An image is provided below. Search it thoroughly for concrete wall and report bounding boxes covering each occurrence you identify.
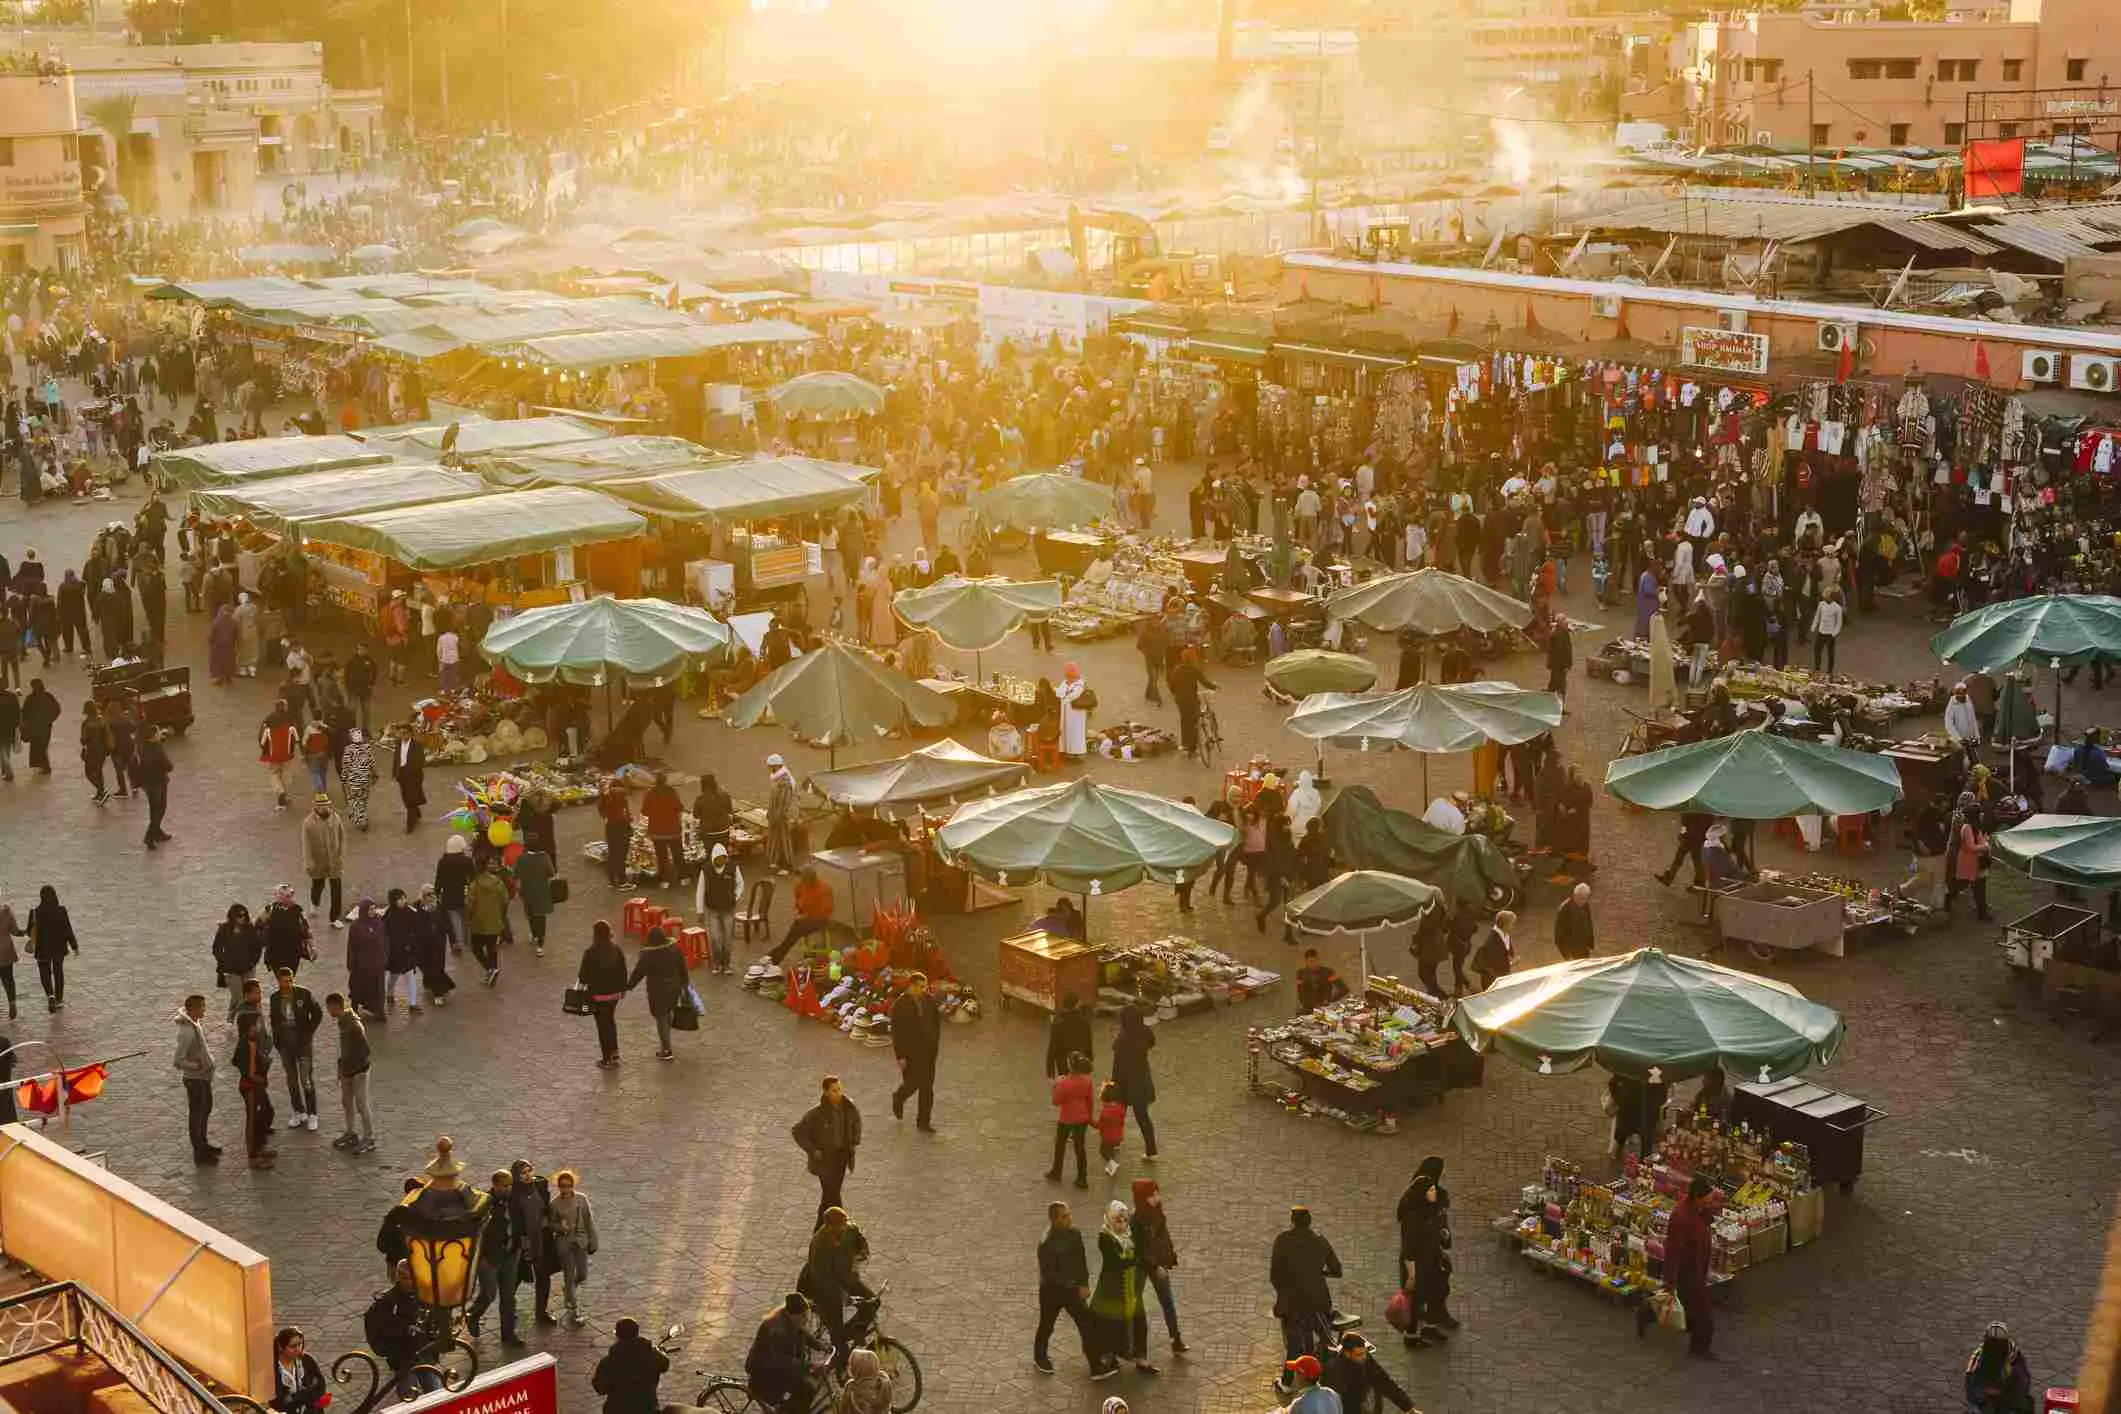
[0,73,86,270]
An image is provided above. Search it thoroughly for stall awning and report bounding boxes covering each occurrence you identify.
[155,435,395,490]
[493,319,815,371]
[1272,340,1411,371]
[1187,336,1270,365]
[383,416,606,457]
[302,486,647,571]
[599,455,871,523]
[189,463,489,535]
[371,330,469,362]
[472,435,735,489]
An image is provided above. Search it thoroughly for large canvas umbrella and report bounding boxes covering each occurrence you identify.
[807,739,1028,814]
[1264,650,1378,698]
[721,641,955,765]
[1992,814,2121,886]
[893,576,1061,675]
[480,596,732,688]
[1325,567,1530,636]
[1933,594,2121,739]
[1286,869,1444,983]
[768,370,885,421]
[1604,729,1903,819]
[1448,947,1846,1083]
[974,473,1117,533]
[1288,681,1562,798]
[935,779,1236,932]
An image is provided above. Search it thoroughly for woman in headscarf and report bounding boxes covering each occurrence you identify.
[1056,663,1090,758]
[339,728,375,831]
[1285,769,1323,838]
[861,558,897,648]
[1395,1155,1456,1348]
[233,591,261,678]
[1633,556,1661,641]
[1963,1321,2033,1414]
[1088,1200,1154,1376]
[206,601,238,685]
[1110,1003,1158,1159]
[910,545,934,588]
[833,1347,891,1414]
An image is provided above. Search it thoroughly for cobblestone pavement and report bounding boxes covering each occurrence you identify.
[2,458,2117,1414]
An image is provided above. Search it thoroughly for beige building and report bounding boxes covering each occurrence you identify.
[0,65,86,271]
[1640,0,2120,151]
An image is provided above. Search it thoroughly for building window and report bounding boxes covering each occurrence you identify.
[1999,121,2019,138]
[1812,122,1831,145]
[1760,60,1782,84]
[1848,59,1881,79]
[1945,122,1964,144]
[1890,123,1910,144]
[2002,58,2023,81]
[2068,58,2088,81]
[0,139,14,167]
[1884,58,1917,79]
[1937,59,1977,82]
[60,134,76,162]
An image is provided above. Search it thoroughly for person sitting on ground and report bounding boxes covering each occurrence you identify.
[2071,729,2116,790]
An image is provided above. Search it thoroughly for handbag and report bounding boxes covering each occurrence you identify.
[1384,1290,1412,1332]
[1077,687,1099,712]
[671,984,703,1032]
[549,876,570,905]
[562,986,592,1016]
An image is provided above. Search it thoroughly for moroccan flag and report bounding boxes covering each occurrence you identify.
[1964,139,2025,199]
[1974,341,1992,380]
[1835,337,1854,384]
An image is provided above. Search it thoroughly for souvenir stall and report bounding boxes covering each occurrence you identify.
[746,904,984,1043]
[995,930,1281,1017]
[297,486,650,626]
[1247,975,1482,1131]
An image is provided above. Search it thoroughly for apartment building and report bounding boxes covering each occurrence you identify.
[0,64,86,270]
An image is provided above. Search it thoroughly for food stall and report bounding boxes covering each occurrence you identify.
[1248,975,1482,1131]
[299,485,649,623]
[154,434,394,491]
[1034,529,1113,578]
[1728,1077,1885,1192]
[999,929,1103,1013]
[995,932,1280,1017]
[190,462,488,539]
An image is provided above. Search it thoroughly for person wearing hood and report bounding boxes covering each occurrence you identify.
[411,887,454,1006]
[695,843,742,976]
[765,754,800,874]
[173,994,219,1164]
[1089,1199,1154,1376]
[1285,770,1323,837]
[1963,1321,2033,1414]
[1111,1003,1159,1160]
[627,925,690,1061]
[346,899,389,1022]
[579,920,630,1067]
[833,1346,891,1414]
[514,842,556,958]
[1129,1179,1186,1357]
[27,885,74,1012]
[1056,663,1090,758]
[211,902,265,1019]
[232,592,261,677]
[20,678,55,774]
[339,728,376,831]
[1944,682,1983,751]
[1396,1157,1456,1347]
[434,833,476,953]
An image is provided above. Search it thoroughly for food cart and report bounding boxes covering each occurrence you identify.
[1711,879,1847,959]
[998,929,1102,1013]
[90,663,193,734]
[2000,902,2102,974]
[1034,529,1112,578]
[1729,1076,1885,1191]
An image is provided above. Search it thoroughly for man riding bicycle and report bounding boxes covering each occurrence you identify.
[746,1292,822,1414]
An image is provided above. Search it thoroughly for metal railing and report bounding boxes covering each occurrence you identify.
[0,1278,235,1414]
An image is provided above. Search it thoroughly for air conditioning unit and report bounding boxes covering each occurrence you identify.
[2071,354,2119,392]
[2022,348,2063,384]
[1816,321,1858,353]
[1591,293,1623,318]
[1754,130,1774,145]
[1717,309,1749,332]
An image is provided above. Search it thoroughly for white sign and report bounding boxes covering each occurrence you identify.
[1679,326,1771,376]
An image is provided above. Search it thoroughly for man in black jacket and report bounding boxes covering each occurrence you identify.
[889,972,942,1131]
[1043,994,1092,1079]
[1270,1206,1343,1386]
[592,1318,669,1414]
[466,1169,520,1344]
[392,723,425,833]
[1323,1332,1416,1411]
[19,678,56,773]
[1554,883,1596,961]
[136,725,173,847]
[792,1076,861,1226]
[267,968,322,1131]
[745,1294,817,1414]
[1033,1201,1102,1377]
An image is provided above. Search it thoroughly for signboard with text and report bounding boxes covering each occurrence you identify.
[399,1354,558,1414]
[1679,326,1770,376]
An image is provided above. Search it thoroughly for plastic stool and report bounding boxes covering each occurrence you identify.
[678,926,711,966]
[622,896,651,936]
[1026,726,1061,773]
[1833,815,1868,855]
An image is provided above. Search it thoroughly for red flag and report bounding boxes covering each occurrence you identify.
[1835,338,1854,384]
[1973,340,1992,380]
[1524,299,1541,333]
[1964,139,2025,199]
[1446,306,1459,336]
[15,1077,57,1115]
[63,1064,107,1106]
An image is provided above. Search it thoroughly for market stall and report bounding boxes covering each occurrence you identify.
[299,485,650,622]
[155,434,393,491]
[808,741,1030,914]
[1604,730,1905,843]
[1249,975,1482,1131]
[188,462,488,540]
[1287,679,1563,804]
[468,434,732,489]
[995,929,1279,1018]
[720,641,956,766]
[893,576,1061,678]
[1990,815,2121,1014]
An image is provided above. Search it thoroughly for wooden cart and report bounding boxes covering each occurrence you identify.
[998,929,1104,1013]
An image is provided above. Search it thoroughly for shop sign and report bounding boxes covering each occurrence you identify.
[399,1354,558,1414]
[888,278,978,303]
[2044,96,2118,118]
[1679,326,1770,376]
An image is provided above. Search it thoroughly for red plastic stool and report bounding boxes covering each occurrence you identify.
[622,897,651,936]
[678,926,710,966]
[1833,815,1868,855]
[1025,725,1061,773]
[2044,1390,2079,1414]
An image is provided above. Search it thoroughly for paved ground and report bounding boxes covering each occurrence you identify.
[2,450,2116,1414]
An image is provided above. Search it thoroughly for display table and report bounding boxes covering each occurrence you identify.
[1035,530,1112,577]
[1249,976,1482,1129]
[1174,547,1226,593]
[1245,586,1315,621]
[998,929,1102,1013]
[811,847,909,935]
[1712,879,1846,958]
[1882,738,1957,802]
[1730,1078,1884,1192]
[919,677,1009,727]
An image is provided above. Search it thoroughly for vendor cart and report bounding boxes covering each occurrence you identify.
[1730,1076,1885,1191]
[1712,880,1846,959]
[997,929,1103,1013]
[90,663,193,735]
[1034,530,1112,578]
[2000,903,2101,974]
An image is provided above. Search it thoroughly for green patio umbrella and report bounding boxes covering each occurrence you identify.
[807,739,1028,815]
[1287,681,1563,799]
[1603,729,1903,819]
[721,641,956,765]
[1286,869,1444,984]
[1264,650,1379,698]
[1325,567,1530,636]
[768,370,886,421]
[1448,947,1847,1083]
[480,596,732,688]
[1992,814,2121,886]
[1933,594,2121,740]
[974,473,1118,533]
[892,575,1062,676]
[935,778,1236,932]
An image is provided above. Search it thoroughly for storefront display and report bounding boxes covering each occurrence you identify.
[1247,975,1482,1131]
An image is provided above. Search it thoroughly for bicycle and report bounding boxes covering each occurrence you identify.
[1190,690,1223,768]
[696,1288,922,1414]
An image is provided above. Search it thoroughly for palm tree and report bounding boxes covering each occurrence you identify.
[81,93,136,201]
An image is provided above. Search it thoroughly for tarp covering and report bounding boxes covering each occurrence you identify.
[384,416,605,457]
[1449,948,1847,1084]
[472,435,732,489]
[600,456,871,523]
[500,319,814,370]
[1285,869,1443,936]
[1286,681,1563,753]
[189,463,488,534]
[302,486,646,570]
[1603,730,1904,819]
[155,435,394,490]
[1321,785,1518,910]
[370,330,471,362]
[807,739,1028,813]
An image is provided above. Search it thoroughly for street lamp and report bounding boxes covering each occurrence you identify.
[397,1186,489,1312]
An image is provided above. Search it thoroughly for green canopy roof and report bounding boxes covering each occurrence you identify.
[893,577,1062,652]
[386,416,604,457]
[935,778,1237,894]
[721,642,956,758]
[1448,947,1847,1083]
[478,595,731,688]
[807,739,1028,814]
[1264,650,1378,697]
[1286,681,1563,753]
[1931,594,2121,671]
[156,435,394,491]
[471,436,732,490]
[189,463,487,534]
[1992,814,2121,886]
[600,457,871,524]
[974,473,1118,532]
[1321,786,1518,910]
[1325,567,1531,636]
[770,370,886,421]
[1285,869,1443,936]
[1603,730,1903,819]
[498,319,814,370]
[302,486,646,570]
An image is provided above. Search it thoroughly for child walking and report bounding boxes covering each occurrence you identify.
[1095,1080,1127,1177]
